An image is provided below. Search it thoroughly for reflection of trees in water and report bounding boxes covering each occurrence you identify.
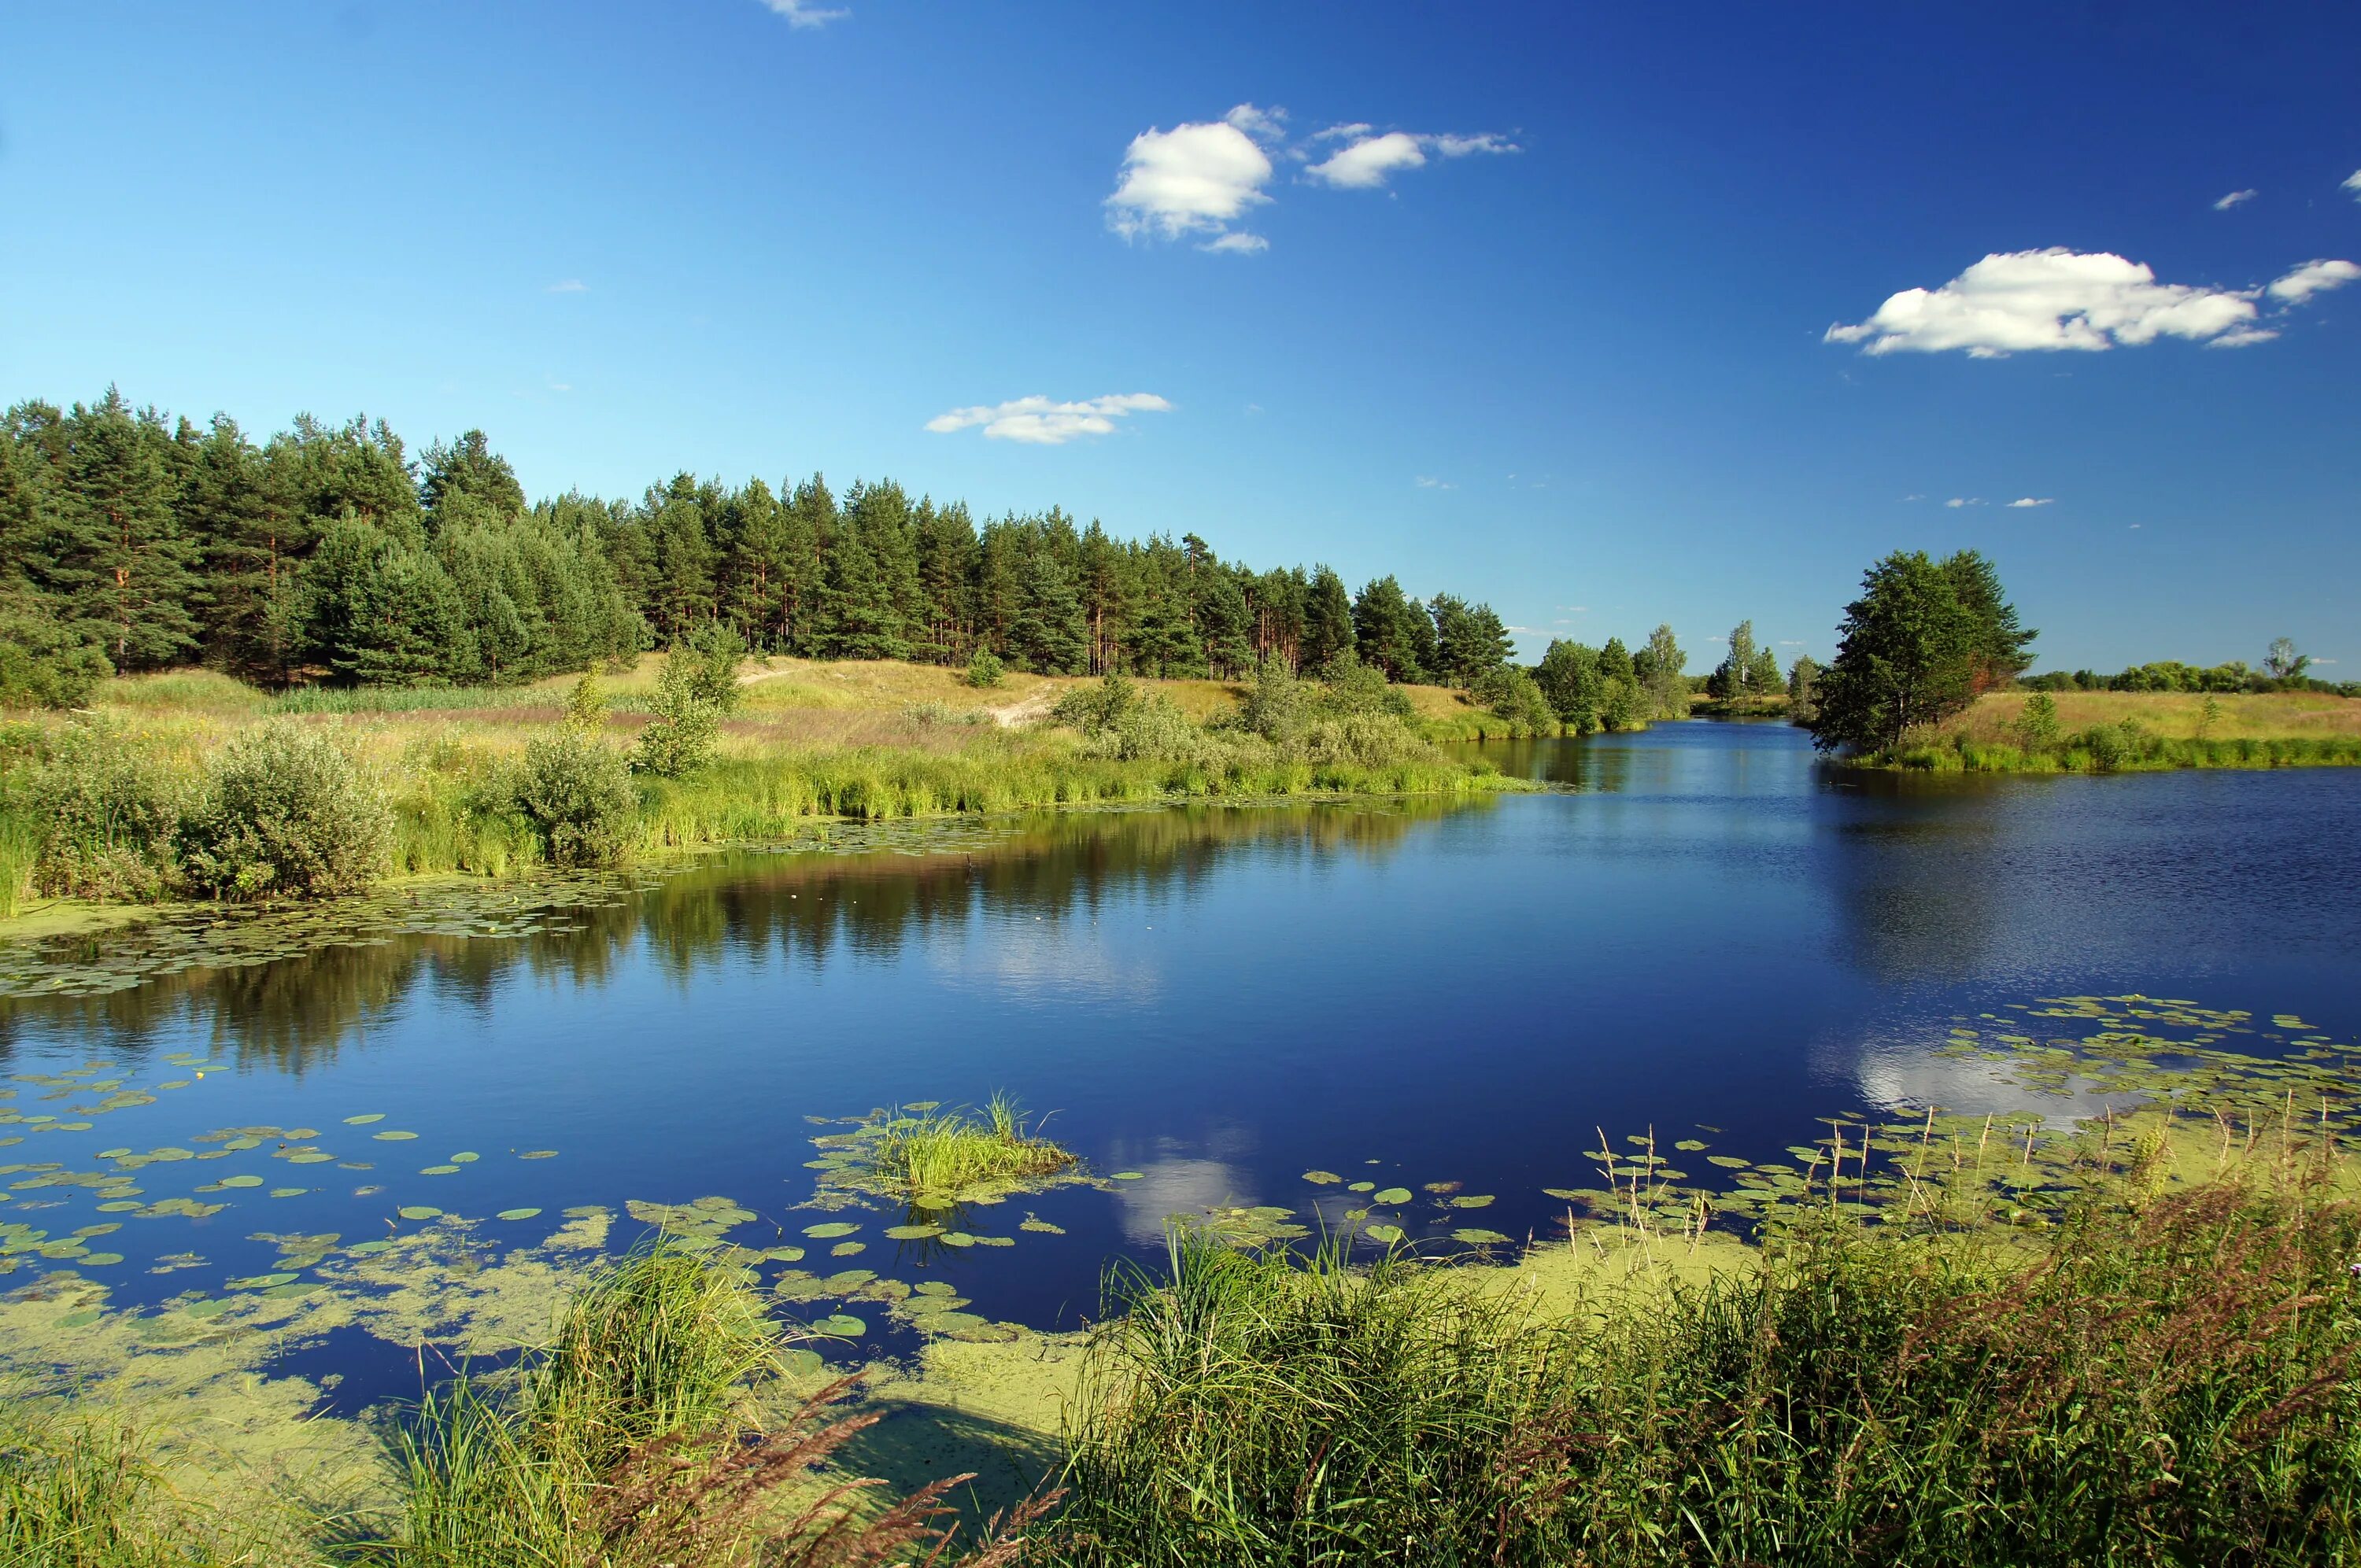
[1812,774,2009,982]
[0,800,1469,1075]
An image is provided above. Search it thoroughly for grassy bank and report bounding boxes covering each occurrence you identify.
[1865,690,2361,772]
[0,660,1523,921]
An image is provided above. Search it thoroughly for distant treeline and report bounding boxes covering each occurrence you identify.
[0,389,1545,705]
[2025,661,2357,699]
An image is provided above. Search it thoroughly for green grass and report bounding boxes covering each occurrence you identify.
[1041,1176,2361,1566]
[0,1402,241,1567]
[1877,731,2361,773]
[366,1241,1040,1567]
[863,1096,1076,1202]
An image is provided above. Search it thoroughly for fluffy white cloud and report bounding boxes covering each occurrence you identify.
[756,0,846,27]
[1199,231,1269,255]
[2006,497,2053,508]
[1306,127,1519,189]
[926,393,1172,446]
[1104,106,1280,249]
[2213,189,2257,210]
[2267,257,2361,304]
[2347,170,2361,199]
[1945,497,1983,507]
[1826,249,2278,356]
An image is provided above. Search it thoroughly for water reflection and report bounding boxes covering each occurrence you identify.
[0,799,1465,1075]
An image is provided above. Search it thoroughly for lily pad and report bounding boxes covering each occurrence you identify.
[343,1114,385,1126]
[1108,1171,1144,1181]
[1371,1187,1412,1205]
[371,1131,418,1142]
[419,1164,461,1175]
[1301,1170,1343,1184]
[884,1224,943,1240]
[518,1150,559,1160]
[802,1222,860,1239]
[814,1314,866,1338]
[1451,1229,1512,1245]
[497,1208,543,1221]
[1447,1194,1495,1209]
[218,1175,264,1189]
[1365,1223,1405,1245]
[397,1206,442,1221]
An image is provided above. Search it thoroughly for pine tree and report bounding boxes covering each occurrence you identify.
[1351,576,1425,681]
[1811,551,1979,751]
[1302,566,1355,671]
[47,390,204,670]
[1010,547,1087,673]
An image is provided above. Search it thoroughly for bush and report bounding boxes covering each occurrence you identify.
[1238,662,1311,745]
[1473,667,1557,736]
[24,724,181,900]
[634,650,723,778]
[1313,652,1416,721]
[513,726,636,867]
[966,650,1007,689]
[2013,691,2060,749]
[176,721,392,899]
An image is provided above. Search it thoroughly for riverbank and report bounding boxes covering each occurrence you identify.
[1851,689,2361,772]
[0,661,1526,923]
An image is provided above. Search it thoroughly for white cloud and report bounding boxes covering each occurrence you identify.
[2346,170,2361,199]
[1945,497,1984,507]
[545,279,588,293]
[2213,189,2257,210]
[1198,231,1269,255]
[1306,127,1519,190]
[1105,107,1278,249]
[1901,493,1924,501]
[1222,104,1288,143]
[756,0,847,27]
[1308,131,1429,189]
[925,393,1172,446]
[2006,496,2053,507]
[1413,474,1456,489]
[2267,257,2361,304]
[1826,249,2274,356]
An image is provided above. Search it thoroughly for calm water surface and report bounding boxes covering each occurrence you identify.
[5,721,2356,1399]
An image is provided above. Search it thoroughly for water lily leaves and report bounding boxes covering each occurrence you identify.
[1302,1171,1343,1185]
[1365,1223,1404,1245]
[813,1313,866,1337]
[1707,1155,1750,1168]
[449,1153,478,1164]
[1108,1172,1144,1181]
[1423,1182,1461,1195]
[939,1232,977,1248]
[884,1223,943,1240]
[79,1253,125,1267]
[1347,1181,1376,1194]
[269,1188,306,1198]
[343,1114,385,1125]
[802,1222,860,1239]
[397,1206,441,1221]
[372,1131,418,1142]
[72,1223,120,1238]
[420,1165,461,1176]
[497,1208,543,1221]
[518,1150,559,1160]
[781,1348,825,1378]
[973,1234,1015,1247]
[138,1198,224,1219]
[284,1150,336,1165]
[1451,1229,1511,1245]
[822,1269,877,1291]
[345,1240,394,1256]
[1540,1188,1583,1201]
[765,1245,806,1263]
[1371,1187,1412,1206]
[218,1175,263,1189]
[226,1272,298,1290]
[1447,1195,1495,1209]
[1674,1139,1709,1152]
[911,1278,957,1297]
[1018,1216,1064,1234]
[95,1200,141,1213]
[181,1297,235,1319]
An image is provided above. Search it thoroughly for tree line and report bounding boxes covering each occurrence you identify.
[0,388,1548,705]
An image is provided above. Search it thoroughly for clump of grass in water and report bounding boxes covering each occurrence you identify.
[1043,1176,2361,1566]
[369,1240,1048,1566]
[867,1094,1075,1202]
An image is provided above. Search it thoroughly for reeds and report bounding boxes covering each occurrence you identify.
[0,1404,239,1567]
[366,1241,1047,1567]
[1041,1177,2361,1566]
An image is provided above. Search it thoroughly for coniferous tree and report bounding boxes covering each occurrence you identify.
[1302,566,1355,671]
[1350,576,1424,681]
[1810,550,1980,751]
[1010,548,1087,673]
[419,429,526,522]
[1941,548,2038,692]
[47,389,203,670]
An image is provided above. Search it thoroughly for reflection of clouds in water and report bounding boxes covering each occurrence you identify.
[1820,1027,2143,1131]
[1107,1154,1259,1245]
[928,918,1159,1004]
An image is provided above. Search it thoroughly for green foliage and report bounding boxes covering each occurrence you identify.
[513,726,636,867]
[0,1404,242,1567]
[1785,651,1820,723]
[1534,640,1602,732]
[1813,550,2035,752]
[1472,666,1557,736]
[563,670,607,730]
[2265,636,2310,681]
[965,649,1006,689]
[2014,691,2061,749]
[861,1094,1075,1201]
[1046,1182,2361,1566]
[176,720,392,899]
[1237,661,1312,744]
[0,595,113,710]
[24,724,181,900]
[633,638,741,779]
[1310,650,1415,721]
[1635,622,1688,718]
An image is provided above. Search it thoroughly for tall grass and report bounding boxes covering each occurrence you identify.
[1044,1177,2361,1566]
[865,1095,1075,1201]
[0,1404,241,1567]
[368,1241,1046,1567]
[1879,730,2361,773]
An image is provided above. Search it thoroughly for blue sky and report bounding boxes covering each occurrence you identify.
[4,1,2355,671]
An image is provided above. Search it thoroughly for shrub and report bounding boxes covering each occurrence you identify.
[1238,662,1312,744]
[513,726,636,867]
[1313,652,1416,721]
[1474,667,1557,736]
[0,601,111,711]
[24,725,181,900]
[966,650,1007,689]
[2013,691,2060,749]
[634,651,723,778]
[176,721,392,899]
